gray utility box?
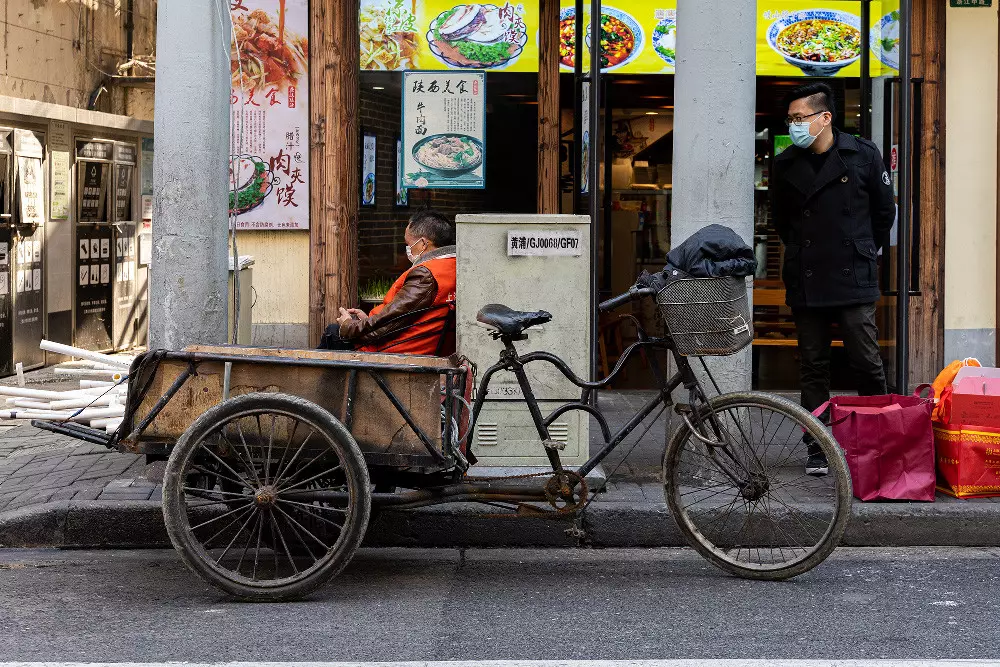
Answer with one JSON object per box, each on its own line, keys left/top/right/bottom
{"left": 456, "top": 214, "right": 591, "bottom": 467}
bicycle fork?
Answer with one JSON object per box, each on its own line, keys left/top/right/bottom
{"left": 673, "top": 361, "right": 769, "bottom": 502}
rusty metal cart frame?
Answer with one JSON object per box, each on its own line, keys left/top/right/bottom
{"left": 32, "top": 280, "right": 852, "bottom": 601}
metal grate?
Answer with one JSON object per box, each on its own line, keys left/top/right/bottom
{"left": 548, "top": 423, "right": 570, "bottom": 444}
{"left": 476, "top": 423, "right": 499, "bottom": 447}
{"left": 655, "top": 276, "right": 753, "bottom": 357}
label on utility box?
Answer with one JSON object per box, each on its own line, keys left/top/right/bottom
{"left": 507, "top": 230, "right": 582, "bottom": 257}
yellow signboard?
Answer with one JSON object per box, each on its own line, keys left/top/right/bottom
{"left": 361, "top": 0, "right": 539, "bottom": 71}
{"left": 360, "top": 0, "right": 901, "bottom": 77}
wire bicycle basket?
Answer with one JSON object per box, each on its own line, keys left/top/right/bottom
{"left": 655, "top": 276, "right": 752, "bottom": 356}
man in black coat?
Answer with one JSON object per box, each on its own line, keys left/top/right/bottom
{"left": 771, "top": 82, "right": 896, "bottom": 476}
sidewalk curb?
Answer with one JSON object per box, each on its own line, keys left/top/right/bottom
{"left": 4, "top": 499, "right": 1000, "bottom": 549}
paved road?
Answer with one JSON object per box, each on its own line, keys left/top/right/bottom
{"left": 1, "top": 547, "right": 998, "bottom": 661}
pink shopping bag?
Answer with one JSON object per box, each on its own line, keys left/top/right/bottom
{"left": 815, "top": 385, "right": 936, "bottom": 502}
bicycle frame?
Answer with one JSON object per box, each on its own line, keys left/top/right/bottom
{"left": 470, "top": 320, "right": 743, "bottom": 481}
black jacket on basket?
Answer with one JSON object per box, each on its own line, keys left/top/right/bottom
{"left": 771, "top": 130, "right": 896, "bottom": 308}
{"left": 664, "top": 224, "right": 757, "bottom": 279}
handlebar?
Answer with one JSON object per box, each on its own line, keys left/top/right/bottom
{"left": 599, "top": 286, "right": 657, "bottom": 312}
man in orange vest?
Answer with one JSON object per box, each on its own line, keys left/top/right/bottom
{"left": 320, "top": 210, "right": 457, "bottom": 356}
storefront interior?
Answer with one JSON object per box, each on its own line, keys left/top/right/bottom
{"left": 360, "top": 66, "right": 901, "bottom": 391}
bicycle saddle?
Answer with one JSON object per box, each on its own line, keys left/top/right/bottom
{"left": 476, "top": 304, "right": 552, "bottom": 336}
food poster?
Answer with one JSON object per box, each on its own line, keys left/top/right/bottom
{"left": 402, "top": 71, "right": 486, "bottom": 189}
{"left": 364, "top": 0, "right": 900, "bottom": 76}
{"left": 557, "top": 0, "right": 899, "bottom": 76}
{"left": 362, "top": 133, "right": 377, "bottom": 206}
{"left": 229, "top": 0, "right": 310, "bottom": 230}
{"left": 362, "top": 0, "right": 536, "bottom": 71}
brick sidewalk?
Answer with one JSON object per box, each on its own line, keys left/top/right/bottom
{"left": 0, "top": 425, "right": 161, "bottom": 512}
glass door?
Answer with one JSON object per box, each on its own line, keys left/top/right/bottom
{"left": 868, "top": 0, "right": 914, "bottom": 393}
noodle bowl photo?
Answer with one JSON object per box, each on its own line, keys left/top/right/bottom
{"left": 412, "top": 134, "right": 484, "bottom": 178}
{"left": 767, "top": 9, "right": 862, "bottom": 77}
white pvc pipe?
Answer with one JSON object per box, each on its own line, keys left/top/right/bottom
{"left": 90, "top": 417, "right": 116, "bottom": 428}
{"left": 54, "top": 368, "right": 126, "bottom": 381}
{"left": 0, "top": 410, "right": 75, "bottom": 420}
{"left": 12, "top": 399, "right": 52, "bottom": 410}
{"left": 105, "top": 420, "right": 122, "bottom": 433}
{"left": 50, "top": 395, "right": 116, "bottom": 410}
{"left": 0, "top": 386, "right": 114, "bottom": 401}
{"left": 40, "top": 340, "right": 132, "bottom": 369}
{"left": 72, "top": 406, "right": 125, "bottom": 420}
{"left": 80, "top": 380, "right": 115, "bottom": 388}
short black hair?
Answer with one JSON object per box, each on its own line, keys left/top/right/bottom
{"left": 785, "top": 82, "right": 837, "bottom": 122}
{"left": 408, "top": 209, "right": 455, "bottom": 247}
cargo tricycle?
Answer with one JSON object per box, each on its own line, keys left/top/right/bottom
{"left": 35, "top": 277, "right": 852, "bottom": 600}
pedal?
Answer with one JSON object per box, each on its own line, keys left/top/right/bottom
{"left": 543, "top": 438, "right": 566, "bottom": 451}
{"left": 565, "top": 524, "right": 586, "bottom": 539}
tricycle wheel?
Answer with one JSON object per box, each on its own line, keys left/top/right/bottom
{"left": 163, "top": 392, "right": 371, "bottom": 601}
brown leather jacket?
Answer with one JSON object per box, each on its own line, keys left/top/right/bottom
{"left": 339, "top": 245, "right": 457, "bottom": 342}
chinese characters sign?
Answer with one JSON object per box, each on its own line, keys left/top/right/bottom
{"left": 507, "top": 230, "right": 582, "bottom": 257}
{"left": 402, "top": 71, "right": 486, "bottom": 190}
{"left": 230, "top": 0, "right": 310, "bottom": 230}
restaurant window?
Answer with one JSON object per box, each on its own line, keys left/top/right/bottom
{"left": 356, "top": 69, "right": 538, "bottom": 304}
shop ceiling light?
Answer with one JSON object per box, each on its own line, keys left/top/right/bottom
{"left": 645, "top": 111, "right": 658, "bottom": 115}
{"left": 373, "top": 86, "right": 385, "bottom": 90}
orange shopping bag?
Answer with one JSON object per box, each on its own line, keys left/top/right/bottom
{"left": 931, "top": 358, "right": 981, "bottom": 422}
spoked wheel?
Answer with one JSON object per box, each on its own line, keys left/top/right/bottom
{"left": 162, "top": 393, "right": 371, "bottom": 601}
{"left": 664, "top": 391, "right": 851, "bottom": 580}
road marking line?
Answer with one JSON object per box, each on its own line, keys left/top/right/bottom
{"left": 4, "top": 662, "right": 1000, "bottom": 667}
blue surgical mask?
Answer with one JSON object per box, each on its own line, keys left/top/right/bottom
{"left": 789, "top": 121, "right": 818, "bottom": 149}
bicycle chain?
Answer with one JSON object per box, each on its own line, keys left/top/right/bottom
{"left": 462, "top": 470, "right": 589, "bottom": 519}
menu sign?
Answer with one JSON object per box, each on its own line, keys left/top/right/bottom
{"left": 16, "top": 157, "right": 44, "bottom": 226}
{"left": 361, "top": 0, "right": 899, "bottom": 77}
{"left": 402, "top": 71, "right": 486, "bottom": 190}
{"left": 229, "top": 0, "right": 310, "bottom": 230}
{"left": 362, "top": 133, "right": 377, "bottom": 206}
{"left": 114, "top": 166, "right": 133, "bottom": 221}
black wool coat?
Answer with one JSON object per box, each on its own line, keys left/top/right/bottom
{"left": 771, "top": 131, "right": 896, "bottom": 308}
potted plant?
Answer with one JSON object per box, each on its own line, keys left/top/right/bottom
{"left": 359, "top": 276, "right": 393, "bottom": 313}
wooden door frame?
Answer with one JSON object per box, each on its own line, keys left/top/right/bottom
{"left": 909, "top": 0, "right": 946, "bottom": 383}
{"left": 308, "top": 0, "right": 360, "bottom": 347}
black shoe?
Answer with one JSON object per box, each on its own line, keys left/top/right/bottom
{"left": 806, "top": 452, "right": 829, "bottom": 477}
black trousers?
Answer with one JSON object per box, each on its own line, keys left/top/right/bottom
{"left": 794, "top": 303, "right": 888, "bottom": 415}
{"left": 317, "top": 324, "right": 356, "bottom": 351}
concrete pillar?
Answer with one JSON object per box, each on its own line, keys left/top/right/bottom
{"left": 671, "top": 0, "right": 757, "bottom": 393}
{"left": 149, "top": 0, "right": 230, "bottom": 349}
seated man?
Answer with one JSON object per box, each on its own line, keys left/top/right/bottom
{"left": 320, "top": 210, "right": 457, "bottom": 355}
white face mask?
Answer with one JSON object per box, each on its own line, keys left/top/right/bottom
{"left": 405, "top": 239, "right": 425, "bottom": 264}
{"left": 789, "top": 120, "right": 818, "bottom": 149}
